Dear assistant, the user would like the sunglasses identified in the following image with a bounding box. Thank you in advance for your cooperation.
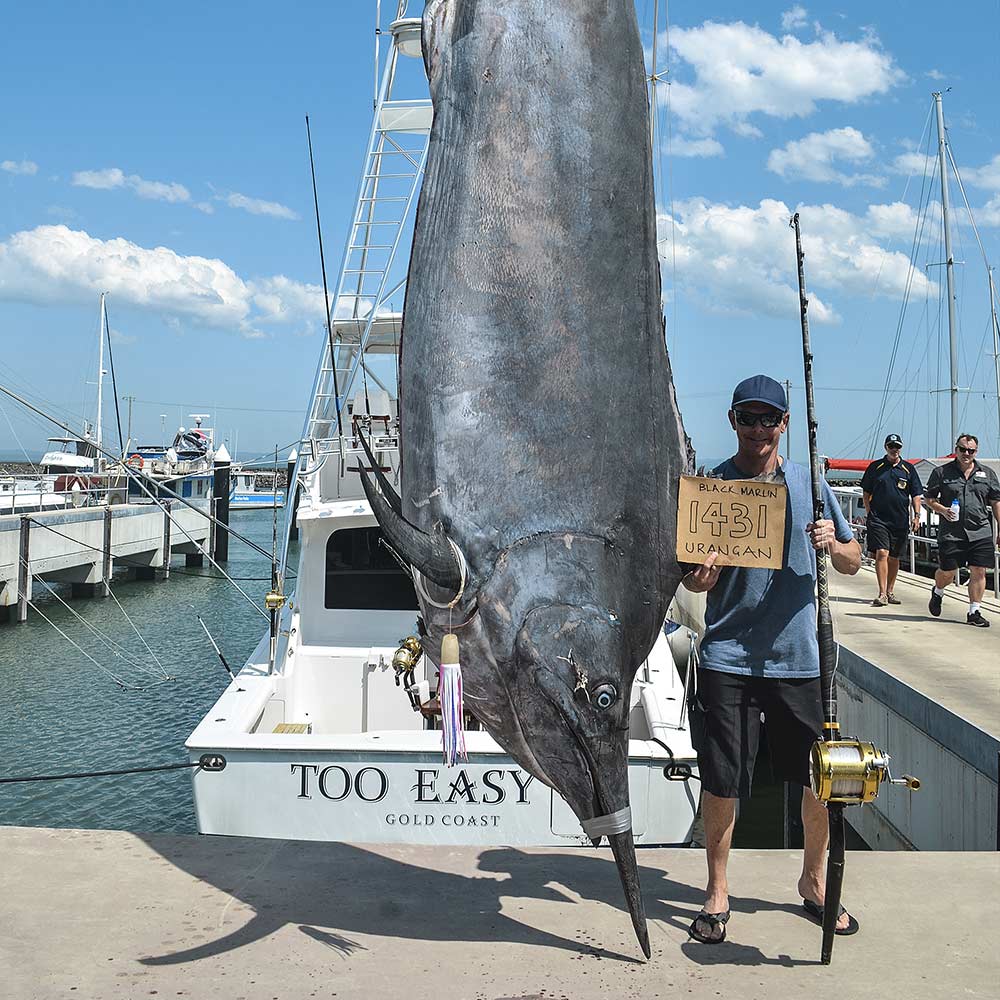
[733,409,784,429]
[957,445,978,455]
[886,444,902,450]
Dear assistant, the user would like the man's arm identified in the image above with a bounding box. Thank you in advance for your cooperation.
[993,500,1000,545]
[862,491,872,515]
[808,519,862,575]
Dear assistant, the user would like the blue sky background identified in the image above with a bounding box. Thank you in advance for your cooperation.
[2,1,999,465]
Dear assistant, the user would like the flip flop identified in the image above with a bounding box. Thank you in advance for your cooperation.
[802,898,860,935]
[689,909,730,943]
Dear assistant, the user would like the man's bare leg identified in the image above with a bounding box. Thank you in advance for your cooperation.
[874,549,888,597]
[968,565,986,605]
[797,787,851,930]
[697,791,737,939]
[887,555,900,595]
[934,568,957,590]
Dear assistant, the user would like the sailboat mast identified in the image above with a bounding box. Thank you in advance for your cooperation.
[989,267,1000,452]
[96,292,106,459]
[933,92,960,447]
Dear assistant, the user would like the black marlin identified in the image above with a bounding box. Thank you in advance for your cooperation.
[359,0,690,957]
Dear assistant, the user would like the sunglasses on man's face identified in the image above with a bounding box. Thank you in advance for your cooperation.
[957,445,978,455]
[733,409,784,429]
[887,444,902,451]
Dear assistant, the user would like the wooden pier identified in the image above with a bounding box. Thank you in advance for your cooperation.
[0,502,212,624]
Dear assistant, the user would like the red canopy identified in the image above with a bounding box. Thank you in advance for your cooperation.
[824,457,924,472]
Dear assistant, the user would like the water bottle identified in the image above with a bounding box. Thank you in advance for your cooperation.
[950,498,960,522]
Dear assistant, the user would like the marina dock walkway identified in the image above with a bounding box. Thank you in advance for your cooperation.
[3,826,995,1000]
[829,563,1000,742]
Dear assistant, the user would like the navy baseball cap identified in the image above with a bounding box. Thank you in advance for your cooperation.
[731,375,788,412]
[885,433,903,447]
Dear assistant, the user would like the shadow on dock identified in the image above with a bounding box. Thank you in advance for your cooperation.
[135,836,819,969]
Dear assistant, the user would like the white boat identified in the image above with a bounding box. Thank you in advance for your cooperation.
[188,8,699,848]
[229,466,285,510]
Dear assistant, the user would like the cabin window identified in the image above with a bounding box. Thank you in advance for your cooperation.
[325,527,419,611]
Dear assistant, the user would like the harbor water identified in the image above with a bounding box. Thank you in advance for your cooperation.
[0,507,859,849]
[0,509,293,834]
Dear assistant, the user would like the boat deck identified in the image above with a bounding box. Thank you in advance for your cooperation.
[830,563,1000,738]
[3,826,994,999]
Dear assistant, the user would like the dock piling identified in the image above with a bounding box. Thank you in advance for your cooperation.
[101,506,113,598]
[161,501,172,579]
[213,445,231,563]
[16,515,30,624]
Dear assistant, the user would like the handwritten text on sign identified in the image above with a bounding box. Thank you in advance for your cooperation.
[676,475,788,570]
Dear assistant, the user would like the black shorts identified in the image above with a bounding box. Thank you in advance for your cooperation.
[688,668,823,799]
[866,516,908,559]
[938,536,997,571]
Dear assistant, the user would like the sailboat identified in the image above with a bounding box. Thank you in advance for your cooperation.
[187,5,699,846]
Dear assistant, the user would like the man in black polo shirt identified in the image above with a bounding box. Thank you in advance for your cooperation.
[925,433,1000,627]
[860,434,923,606]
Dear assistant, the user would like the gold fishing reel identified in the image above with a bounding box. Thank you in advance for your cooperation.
[392,636,423,676]
[392,636,425,712]
[265,590,287,612]
[810,738,920,805]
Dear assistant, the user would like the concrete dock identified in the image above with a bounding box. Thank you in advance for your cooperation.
[0,503,212,623]
[1,826,995,1000]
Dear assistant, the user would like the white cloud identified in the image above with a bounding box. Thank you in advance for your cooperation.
[657,197,935,324]
[892,151,930,176]
[666,21,905,138]
[72,167,191,204]
[2,159,38,176]
[960,153,1000,192]
[72,167,127,190]
[781,6,809,31]
[767,126,884,186]
[221,192,299,220]
[671,136,725,158]
[926,69,946,81]
[0,225,324,339]
[979,195,1000,227]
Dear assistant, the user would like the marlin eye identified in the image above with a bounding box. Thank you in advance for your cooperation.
[593,684,617,710]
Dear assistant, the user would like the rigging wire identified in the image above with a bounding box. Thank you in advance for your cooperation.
[31,576,171,681]
[868,107,938,457]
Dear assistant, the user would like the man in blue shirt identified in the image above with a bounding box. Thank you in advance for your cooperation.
[682,375,861,944]
[860,434,923,606]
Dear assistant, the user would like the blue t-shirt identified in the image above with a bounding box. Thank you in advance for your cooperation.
[699,459,854,678]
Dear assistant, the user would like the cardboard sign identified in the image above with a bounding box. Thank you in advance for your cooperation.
[676,474,787,570]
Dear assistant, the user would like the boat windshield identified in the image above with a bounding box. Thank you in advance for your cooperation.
[325,527,418,611]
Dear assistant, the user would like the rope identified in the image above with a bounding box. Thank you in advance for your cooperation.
[0,761,198,784]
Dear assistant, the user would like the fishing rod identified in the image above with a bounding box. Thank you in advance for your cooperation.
[791,213,920,965]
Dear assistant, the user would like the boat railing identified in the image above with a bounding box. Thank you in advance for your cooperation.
[846,518,1000,599]
[0,474,132,515]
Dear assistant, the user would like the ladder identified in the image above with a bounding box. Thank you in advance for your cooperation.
[305,96,431,445]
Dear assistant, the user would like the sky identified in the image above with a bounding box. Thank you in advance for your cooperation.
[2,1,1000,465]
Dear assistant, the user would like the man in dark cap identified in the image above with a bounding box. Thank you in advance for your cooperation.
[682,374,861,944]
[860,434,923,606]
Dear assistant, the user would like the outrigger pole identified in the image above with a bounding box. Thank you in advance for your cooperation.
[791,213,920,965]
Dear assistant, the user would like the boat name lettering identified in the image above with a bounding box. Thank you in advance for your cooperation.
[412,768,534,805]
[290,764,534,806]
[384,813,502,827]
[291,764,389,802]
